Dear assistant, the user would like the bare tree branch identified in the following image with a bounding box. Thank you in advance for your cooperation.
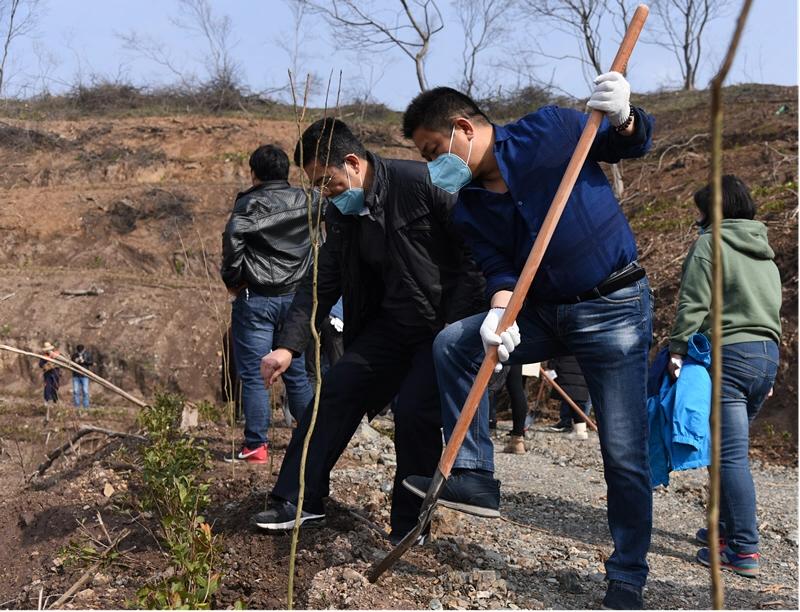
[119,0,243,109]
[118,30,197,88]
[519,0,609,87]
[301,0,443,91]
[650,0,728,90]
[0,0,41,96]
[456,0,513,97]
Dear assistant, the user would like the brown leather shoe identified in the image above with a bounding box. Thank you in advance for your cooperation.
[502,435,526,455]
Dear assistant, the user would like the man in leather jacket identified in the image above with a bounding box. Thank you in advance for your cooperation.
[220,144,316,464]
[253,118,486,543]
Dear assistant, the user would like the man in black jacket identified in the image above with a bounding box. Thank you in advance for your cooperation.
[254,118,486,542]
[220,144,316,464]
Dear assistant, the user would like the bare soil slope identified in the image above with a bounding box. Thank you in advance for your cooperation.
[1,84,796,453]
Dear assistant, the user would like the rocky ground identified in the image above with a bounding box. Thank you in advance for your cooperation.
[0,396,796,610]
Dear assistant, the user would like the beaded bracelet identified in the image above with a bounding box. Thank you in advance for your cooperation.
[614,107,634,132]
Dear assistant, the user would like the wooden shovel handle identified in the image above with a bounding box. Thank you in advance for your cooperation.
[438,5,649,477]
[542,373,598,432]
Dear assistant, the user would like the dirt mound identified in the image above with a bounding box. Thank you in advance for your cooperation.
[102,189,193,237]
[0,121,68,150]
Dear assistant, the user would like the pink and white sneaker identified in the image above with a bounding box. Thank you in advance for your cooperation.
[224,444,269,464]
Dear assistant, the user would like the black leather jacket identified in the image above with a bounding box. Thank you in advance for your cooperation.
[220,180,320,293]
[277,152,487,357]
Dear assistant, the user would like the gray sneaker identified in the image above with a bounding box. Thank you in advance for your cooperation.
[252,499,325,531]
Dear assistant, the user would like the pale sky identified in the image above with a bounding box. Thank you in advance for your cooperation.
[6,0,798,109]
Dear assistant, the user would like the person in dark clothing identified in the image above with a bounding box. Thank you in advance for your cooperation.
[547,356,593,439]
[254,118,486,543]
[39,342,61,404]
[499,365,529,454]
[70,344,94,408]
[304,297,345,389]
[220,144,316,464]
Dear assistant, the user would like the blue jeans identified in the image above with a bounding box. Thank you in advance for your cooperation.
[434,279,653,586]
[231,291,314,447]
[719,340,779,555]
[72,376,90,408]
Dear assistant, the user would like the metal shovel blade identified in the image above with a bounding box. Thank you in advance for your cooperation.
[367,469,445,583]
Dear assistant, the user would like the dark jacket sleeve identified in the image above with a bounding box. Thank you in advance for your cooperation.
[429,186,488,320]
[276,205,344,355]
[220,201,247,289]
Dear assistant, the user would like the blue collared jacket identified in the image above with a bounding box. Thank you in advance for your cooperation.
[648,333,712,488]
[453,105,654,302]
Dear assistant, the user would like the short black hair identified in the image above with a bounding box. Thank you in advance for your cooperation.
[76,344,85,352]
[694,174,757,226]
[403,87,490,139]
[249,144,290,181]
[293,118,367,167]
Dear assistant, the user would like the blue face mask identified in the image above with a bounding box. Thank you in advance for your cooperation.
[331,164,365,215]
[427,126,473,194]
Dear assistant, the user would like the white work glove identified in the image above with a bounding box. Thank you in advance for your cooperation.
[587,71,631,128]
[329,316,344,333]
[479,307,521,373]
[669,355,684,380]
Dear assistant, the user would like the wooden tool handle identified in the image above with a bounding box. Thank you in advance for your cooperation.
[438,5,649,477]
[542,373,598,432]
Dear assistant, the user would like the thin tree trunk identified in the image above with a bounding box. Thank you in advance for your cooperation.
[707,1,753,609]
[611,162,624,199]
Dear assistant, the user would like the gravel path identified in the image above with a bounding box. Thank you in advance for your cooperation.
[316,420,798,610]
[489,424,798,609]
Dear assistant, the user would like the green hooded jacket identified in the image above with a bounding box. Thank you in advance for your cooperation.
[668,219,782,355]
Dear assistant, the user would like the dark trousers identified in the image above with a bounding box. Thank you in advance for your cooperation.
[504,366,528,435]
[43,371,59,403]
[488,365,528,435]
[271,316,443,536]
[304,316,345,386]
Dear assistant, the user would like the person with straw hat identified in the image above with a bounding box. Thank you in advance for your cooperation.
[39,342,62,404]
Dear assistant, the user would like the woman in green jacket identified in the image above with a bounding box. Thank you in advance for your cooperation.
[668,174,782,578]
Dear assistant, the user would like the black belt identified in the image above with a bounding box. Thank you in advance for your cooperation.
[248,282,299,297]
[563,262,646,304]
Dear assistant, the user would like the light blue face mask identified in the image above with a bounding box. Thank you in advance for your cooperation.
[331,164,365,215]
[427,126,473,194]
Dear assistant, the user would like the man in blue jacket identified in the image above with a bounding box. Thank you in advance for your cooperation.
[401,73,655,609]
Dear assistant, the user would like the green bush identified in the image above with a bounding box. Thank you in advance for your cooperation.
[134,393,219,610]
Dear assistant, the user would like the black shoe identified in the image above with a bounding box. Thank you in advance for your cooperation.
[601,580,643,610]
[403,471,501,518]
[548,420,572,433]
[252,499,325,531]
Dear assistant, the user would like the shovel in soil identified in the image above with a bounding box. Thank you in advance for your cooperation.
[367,4,650,583]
